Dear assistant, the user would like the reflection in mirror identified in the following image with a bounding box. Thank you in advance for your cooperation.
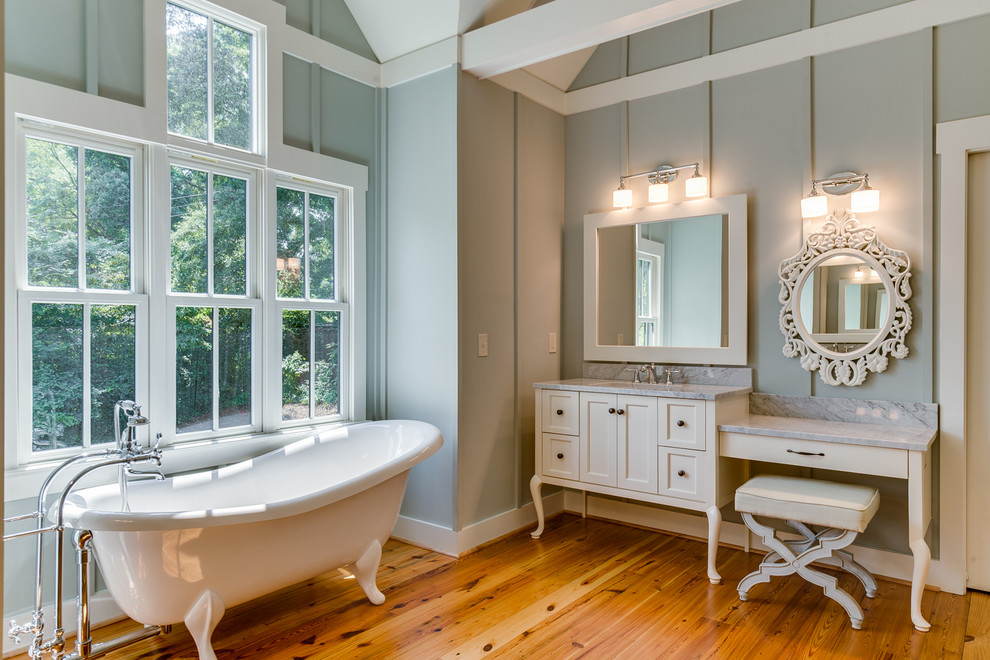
[597,215,727,348]
[797,256,890,354]
[584,194,747,366]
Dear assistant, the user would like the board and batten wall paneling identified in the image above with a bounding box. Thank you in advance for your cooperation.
[456,72,517,528]
[562,103,625,379]
[810,33,930,402]
[515,94,565,506]
[934,13,990,124]
[711,61,808,395]
[386,66,459,530]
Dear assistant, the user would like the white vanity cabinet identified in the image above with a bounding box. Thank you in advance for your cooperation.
[530,379,750,584]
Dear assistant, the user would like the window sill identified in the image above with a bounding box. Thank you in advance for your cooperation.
[3,420,362,504]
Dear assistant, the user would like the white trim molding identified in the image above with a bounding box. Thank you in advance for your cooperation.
[936,113,990,595]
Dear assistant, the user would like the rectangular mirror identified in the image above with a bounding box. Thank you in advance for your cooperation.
[584,194,747,365]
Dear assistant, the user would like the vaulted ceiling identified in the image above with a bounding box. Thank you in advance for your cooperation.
[341,0,743,91]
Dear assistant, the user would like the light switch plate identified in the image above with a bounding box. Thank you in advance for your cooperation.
[478,333,488,357]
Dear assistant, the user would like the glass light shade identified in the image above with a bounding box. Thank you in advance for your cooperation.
[613,188,633,208]
[801,194,828,218]
[648,182,669,203]
[851,187,880,213]
[684,175,708,198]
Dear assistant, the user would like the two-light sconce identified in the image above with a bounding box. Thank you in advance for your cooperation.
[612,163,708,208]
[801,171,879,218]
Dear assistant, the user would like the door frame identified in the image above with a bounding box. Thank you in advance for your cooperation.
[937,114,990,594]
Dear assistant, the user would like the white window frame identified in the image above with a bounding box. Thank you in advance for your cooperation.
[165,0,266,160]
[12,121,150,466]
[268,174,350,428]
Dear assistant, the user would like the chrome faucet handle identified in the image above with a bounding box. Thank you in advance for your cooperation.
[663,367,682,385]
[623,367,642,383]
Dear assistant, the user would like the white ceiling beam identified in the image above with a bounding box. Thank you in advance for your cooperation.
[461,0,744,79]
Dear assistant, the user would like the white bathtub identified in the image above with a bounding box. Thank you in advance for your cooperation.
[59,420,443,660]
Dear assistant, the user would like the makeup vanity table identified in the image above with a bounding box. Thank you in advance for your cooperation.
[718,413,937,632]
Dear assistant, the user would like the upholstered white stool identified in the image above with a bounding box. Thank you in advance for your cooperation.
[735,475,880,629]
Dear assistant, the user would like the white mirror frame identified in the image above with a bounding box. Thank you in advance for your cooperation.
[779,209,912,386]
[584,194,748,365]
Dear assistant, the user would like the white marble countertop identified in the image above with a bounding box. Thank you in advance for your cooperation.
[533,379,751,401]
[718,414,937,451]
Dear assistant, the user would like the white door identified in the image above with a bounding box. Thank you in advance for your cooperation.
[967,150,990,590]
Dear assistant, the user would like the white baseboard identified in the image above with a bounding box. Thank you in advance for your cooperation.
[562,491,949,591]
[391,490,565,557]
[3,592,125,658]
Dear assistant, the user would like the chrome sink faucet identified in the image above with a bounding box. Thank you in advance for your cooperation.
[639,363,659,384]
[663,367,682,385]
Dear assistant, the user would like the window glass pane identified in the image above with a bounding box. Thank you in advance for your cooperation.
[90,305,136,445]
[309,193,335,300]
[276,187,305,298]
[85,149,131,290]
[170,166,208,293]
[32,303,83,452]
[26,138,79,287]
[213,21,252,150]
[314,311,339,417]
[218,307,251,428]
[213,174,247,295]
[166,3,209,141]
[281,309,310,419]
[176,306,213,433]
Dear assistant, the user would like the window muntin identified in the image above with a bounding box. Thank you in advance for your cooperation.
[25,137,133,290]
[276,186,337,301]
[166,2,255,152]
[169,162,248,296]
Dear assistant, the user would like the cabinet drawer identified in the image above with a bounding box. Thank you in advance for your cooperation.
[542,434,578,480]
[659,447,707,502]
[541,390,579,435]
[719,432,907,479]
[659,399,706,450]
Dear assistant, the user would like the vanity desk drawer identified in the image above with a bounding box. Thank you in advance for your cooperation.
[542,434,579,480]
[541,390,580,436]
[719,431,908,479]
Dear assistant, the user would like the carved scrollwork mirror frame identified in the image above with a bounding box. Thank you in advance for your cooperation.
[779,209,912,386]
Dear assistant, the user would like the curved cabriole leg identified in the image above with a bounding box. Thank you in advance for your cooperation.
[910,537,932,632]
[184,589,225,660]
[530,475,545,539]
[351,539,386,605]
[706,505,722,584]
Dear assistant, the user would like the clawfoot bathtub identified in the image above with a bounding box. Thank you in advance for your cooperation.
[59,420,443,660]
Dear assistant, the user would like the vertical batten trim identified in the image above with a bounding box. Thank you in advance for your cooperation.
[310,0,320,38]
[85,0,99,95]
[801,56,814,243]
[920,27,935,404]
[310,62,321,154]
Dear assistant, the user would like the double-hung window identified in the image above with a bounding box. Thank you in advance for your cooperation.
[167,155,259,437]
[16,127,146,462]
[274,180,346,423]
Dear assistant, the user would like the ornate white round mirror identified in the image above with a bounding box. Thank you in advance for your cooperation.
[779,210,912,386]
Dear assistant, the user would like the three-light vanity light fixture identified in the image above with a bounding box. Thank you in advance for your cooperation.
[800,171,880,218]
[612,163,708,208]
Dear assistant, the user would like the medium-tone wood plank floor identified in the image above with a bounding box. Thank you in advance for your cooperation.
[15,514,990,659]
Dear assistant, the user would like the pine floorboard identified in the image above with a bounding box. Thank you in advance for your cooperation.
[12,514,990,659]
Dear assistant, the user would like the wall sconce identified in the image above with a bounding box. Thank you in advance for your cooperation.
[613,163,708,208]
[801,171,879,218]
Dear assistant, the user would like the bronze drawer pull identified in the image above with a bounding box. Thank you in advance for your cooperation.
[677,469,686,477]
[556,409,564,415]
[616,409,625,415]
[787,448,825,457]
[556,452,564,459]
[676,420,685,427]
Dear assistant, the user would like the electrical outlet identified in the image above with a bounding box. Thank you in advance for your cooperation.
[617,333,624,345]
[478,333,489,357]
[549,332,557,354]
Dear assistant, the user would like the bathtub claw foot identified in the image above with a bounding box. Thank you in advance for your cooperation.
[184,589,225,660]
[352,539,386,605]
